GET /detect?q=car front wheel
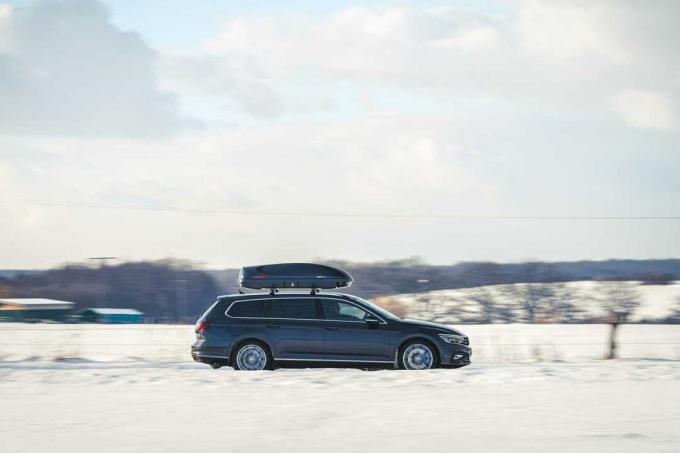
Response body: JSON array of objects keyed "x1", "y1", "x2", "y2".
[{"x1": 399, "y1": 341, "x2": 438, "y2": 370}]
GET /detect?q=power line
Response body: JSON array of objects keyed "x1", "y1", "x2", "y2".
[{"x1": 1, "y1": 199, "x2": 679, "y2": 220}]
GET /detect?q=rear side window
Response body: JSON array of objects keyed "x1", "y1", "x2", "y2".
[
  {"x1": 271, "y1": 299, "x2": 316, "y2": 319},
  {"x1": 227, "y1": 299, "x2": 266, "y2": 318}
]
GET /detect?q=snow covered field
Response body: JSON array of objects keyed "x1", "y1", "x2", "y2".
[
  {"x1": 1, "y1": 359, "x2": 679, "y2": 452},
  {"x1": 392, "y1": 281, "x2": 680, "y2": 322},
  {"x1": 2, "y1": 323, "x2": 680, "y2": 362},
  {"x1": 1, "y1": 324, "x2": 679, "y2": 451}
]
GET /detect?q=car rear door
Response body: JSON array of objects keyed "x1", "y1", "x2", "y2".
[
  {"x1": 319, "y1": 298, "x2": 392, "y2": 363},
  {"x1": 264, "y1": 297, "x2": 325, "y2": 361}
]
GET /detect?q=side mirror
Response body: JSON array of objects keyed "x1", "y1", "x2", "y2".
[{"x1": 366, "y1": 316, "x2": 380, "y2": 329}]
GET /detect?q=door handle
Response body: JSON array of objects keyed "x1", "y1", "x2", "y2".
[
  {"x1": 324, "y1": 326, "x2": 339, "y2": 331},
  {"x1": 266, "y1": 324, "x2": 281, "y2": 328}
]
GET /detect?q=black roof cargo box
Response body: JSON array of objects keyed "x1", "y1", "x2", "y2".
[{"x1": 239, "y1": 263, "x2": 352, "y2": 290}]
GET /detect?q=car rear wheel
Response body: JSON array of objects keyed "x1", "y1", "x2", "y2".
[
  {"x1": 400, "y1": 341, "x2": 437, "y2": 370},
  {"x1": 233, "y1": 341, "x2": 272, "y2": 371}
]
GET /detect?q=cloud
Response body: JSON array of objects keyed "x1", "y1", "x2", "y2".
[
  {"x1": 0, "y1": 113, "x2": 494, "y2": 213},
  {"x1": 0, "y1": 112, "x2": 508, "y2": 267},
  {"x1": 3, "y1": 1, "x2": 679, "y2": 130},
  {"x1": 201, "y1": 6, "x2": 506, "y2": 86},
  {"x1": 170, "y1": 1, "x2": 680, "y2": 129},
  {"x1": 158, "y1": 55, "x2": 286, "y2": 119},
  {"x1": 0, "y1": 0, "x2": 180, "y2": 137},
  {"x1": 610, "y1": 90, "x2": 677, "y2": 131},
  {"x1": 1, "y1": 1, "x2": 679, "y2": 267},
  {"x1": 516, "y1": 0, "x2": 629, "y2": 62},
  {"x1": 158, "y1": 53, "x2": 336, "y2": 121}
]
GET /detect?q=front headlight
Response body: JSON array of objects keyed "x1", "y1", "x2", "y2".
[{"x1": 438, "y1": 333, "x2": 466, "y2": 344}]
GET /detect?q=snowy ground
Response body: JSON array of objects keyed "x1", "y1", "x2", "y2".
[
  {"x1": 2, "y1": 323, "x2": 680, "y2": 362},
  {"x1": 1, "y1": 324, "x2": 680, "y2": 452},
  {"x1": 1, "y1": 360, "x2": 679, "y2": 452},
  {"x1": 392, "y1": 281, "x2": 680, "y2": 323}
]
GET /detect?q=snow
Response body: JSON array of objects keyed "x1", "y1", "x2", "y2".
[
  {"x1": 392, "y1": 281, "x2": 680, "y2": 322},
  {"x1": 79, "y1": 308, "x2": 144, "y2": 315},
  {"x1": 1, "y1": 324, "x2": 680, "y2": 451},
  {"x1": 0, "y1": 298, "x2": 75, "y2": 309},
  {"x1": 2, "y1": 323, "x2": 680, "y2": 363},
  {"x1": 1, "y1": 359, "x2": 679, "y2": 452}
]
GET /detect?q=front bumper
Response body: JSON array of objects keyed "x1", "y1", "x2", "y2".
[{"x1": 439, "y1": 343, "x2": 472, "y2": 368}]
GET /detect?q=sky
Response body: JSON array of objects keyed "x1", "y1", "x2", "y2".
[{"x1": 0, "y1": 0, "x2": 679, "y2": 269}]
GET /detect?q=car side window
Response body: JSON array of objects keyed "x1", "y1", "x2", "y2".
[
  {"x1": 227, "y1": 299, "x2": 265, "y2": 318},
  {"x1": 321, "y1": 299, "x2": 368, "y2": 322},
  {"x1": 271, "y1": 299, "x2": 316, "y2": 319}
]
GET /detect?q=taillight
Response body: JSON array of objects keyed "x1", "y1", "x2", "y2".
[{"x1": 195, "y1": 320, "x2": 209, "y2": 335}]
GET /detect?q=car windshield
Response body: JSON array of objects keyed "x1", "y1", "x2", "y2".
[{"x1": 348, "y1": 295, "x2": 401, "y2": 321}]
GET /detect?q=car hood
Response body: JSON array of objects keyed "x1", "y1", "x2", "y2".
[{"x1": 400, "y1": 319, "x2": 465, "y2": 335}]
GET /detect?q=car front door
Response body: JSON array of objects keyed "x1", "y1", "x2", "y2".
[
  {"x1": 319, "y1": 298, "x2": 392, "y2": 363},
  {"x1": 264, "y1": 297, "x2": 325, "y2": 362}
]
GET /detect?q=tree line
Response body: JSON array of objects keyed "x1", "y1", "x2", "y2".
[
  {"x1": 1, "y1": 258, "x2": 679, "y2": 324},
  {"x1": 0, "y1": 260, "x2": 219, "y2": 322},
  {"x1": 400, "y1": 280, "x2": 646, "y2": 325}
]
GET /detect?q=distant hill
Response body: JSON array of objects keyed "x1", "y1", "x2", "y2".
[
  {"x1": 4, "y1": 259, "x2": 678, "y2": 315},
  {"x1": 0, "y1": 261, "x2": 219, "y2": 321},
  {"x1": 391, "y1": 281, "x2": 680, "y2": 323},
  {"x1": 208, "y1": 259, "x2": 680, "y2": 298}
]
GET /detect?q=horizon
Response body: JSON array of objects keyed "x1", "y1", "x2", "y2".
[{"x1": 3, "y1": 255, "x2": 680, "y2": 272}]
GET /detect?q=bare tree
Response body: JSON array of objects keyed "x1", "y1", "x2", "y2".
[
  {"x1": 666, "y1": 296, "x2": 680, "y2": 323},
  {"x1": 500, "y1": 283, "x2": 548, "y2": 323},
  {"x1": 467, "y1": 286, "x2": 496, "y2": 323},
  {"x1": 595, "y1": 281, "x2": 641, "y2": 323},
  {"x1": 466, "y1": 285, "x2": 518, "y2": 323},
  {"x1": 499, "y1": 280, "x2": 585, "y2": 323},
  {"x1": 493, "y1": 298, "x2": 518, "y2": 323},
  {"x1": 497, "y1": 262, "x2": 557, "y2": 323},
  {"x1": 594, "y1": 280, "x2": 641, "y2": 359},
  {"x1": 536, "y1": 283, "x2": 583, "y2": 323}
]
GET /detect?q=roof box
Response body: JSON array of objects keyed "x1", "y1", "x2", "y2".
[{"x1": 239, "y1": 263, "x2": 352, "y2": 290}]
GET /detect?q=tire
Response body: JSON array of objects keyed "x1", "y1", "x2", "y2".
[
  {"x1": 399, "y1": 340, "x2": 439, "y2": 370},
  {"x1": 232, "y1": 340, "x2": 273, "y2": 371}
]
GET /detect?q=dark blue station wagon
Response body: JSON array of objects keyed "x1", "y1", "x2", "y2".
[{"x1": 191, "y1": 292, "x2": 471, "y2": 370}]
